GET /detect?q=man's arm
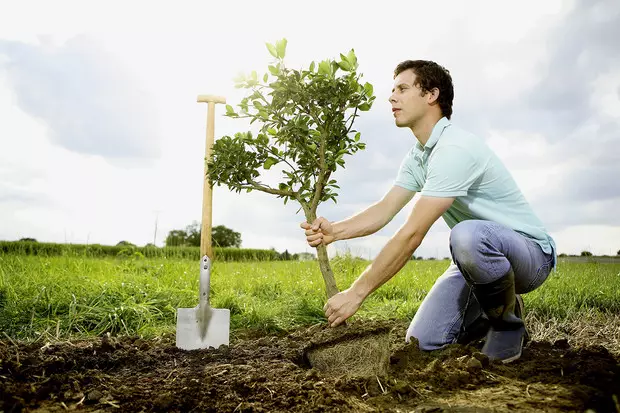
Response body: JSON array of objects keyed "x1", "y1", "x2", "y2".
[
  {"x1": 324, "y1": 195, "x2": 455, "y2": 327},
  {"x1": 302, "y1": 185, "x2": 415, "y2": 247},
  {"x1": 332, "y1": 185, "x2": 416, "y2": 241}
]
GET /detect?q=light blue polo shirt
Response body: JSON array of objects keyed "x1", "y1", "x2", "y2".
[{"x1": 395, "y1": 117, "x2": 556, "y2": 265}]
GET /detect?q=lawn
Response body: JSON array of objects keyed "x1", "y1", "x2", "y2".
[{"x1": 1, "y1": 254, "x2": 618, "y2": 343}]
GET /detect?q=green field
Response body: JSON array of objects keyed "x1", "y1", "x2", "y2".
[{"x1": 1, "y1": 254, "x2": 619, "y2": 343}]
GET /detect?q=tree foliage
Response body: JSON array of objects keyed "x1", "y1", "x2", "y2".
[
  {"x1": 206, "y1": 39, "x2": 375, "y2": 298},
  {"x1": 208, "y1": 39, "x2": 374, "y2": 210},
  {"x1": 165, "y1": 222, "x2": 241, "y2": 248}
]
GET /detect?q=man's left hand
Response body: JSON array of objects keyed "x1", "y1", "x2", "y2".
[{"x1": 323, "y1": 288, "x2": 364, "y2": 327}]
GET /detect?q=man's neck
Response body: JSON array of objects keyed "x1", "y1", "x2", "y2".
[{"x1": 409, "y1": 113, "x2": 443, "y2": 146}]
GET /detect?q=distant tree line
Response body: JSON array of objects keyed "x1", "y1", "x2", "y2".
[
  {"x1": 164, "y1": 222, "x2": 241, "y2": 248},
  {"x1": 13, "y1": 237, "x2": 620, "y2": 260}
]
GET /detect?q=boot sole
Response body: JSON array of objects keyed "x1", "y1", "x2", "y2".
[{"x1": 500, "y1": 336, "x2": 524, "y2": 364}]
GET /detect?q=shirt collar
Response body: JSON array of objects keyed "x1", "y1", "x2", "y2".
[{"x1": 415, "y1": 116, "x2": 451, "y2": 152}]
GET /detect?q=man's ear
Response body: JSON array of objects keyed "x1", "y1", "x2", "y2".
[{"x1": 427, "y1": 87, "x2": 440, "y2": 104}]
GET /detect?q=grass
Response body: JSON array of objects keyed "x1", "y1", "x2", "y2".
[{"x1": 1, "y1": 254, "x2": 619, "y2": 345}]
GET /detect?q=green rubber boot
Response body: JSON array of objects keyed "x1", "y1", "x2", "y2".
[{"x1": 472, "y1": 270, "x2": 526, "y2": 363}]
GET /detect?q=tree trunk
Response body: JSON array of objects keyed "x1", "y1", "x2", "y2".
[
  {"x1": 303, "y1": 207, "x2": 340, "y2": 299},
  {"x1": 316, "y1": 244, "x2": 339, "y2": 298}
]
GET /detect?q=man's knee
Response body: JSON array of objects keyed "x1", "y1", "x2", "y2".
[
  {"x1": 449, "y1": 220, "x2": 484, "y2": 271},
  {"x1": 405, "y1": 321, "x2": 449, "y2": 351}
]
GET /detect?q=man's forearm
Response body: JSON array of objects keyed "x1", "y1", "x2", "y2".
[
  {"x1": 332, "y1": 202, "x2": 392, "y2": 242},
  {"x1": 348, "y1": 232, "x2": 422, "y2": 300}
]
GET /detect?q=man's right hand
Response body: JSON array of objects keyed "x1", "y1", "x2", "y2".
[{"x1": 300, "y1": 217, "x2": 336, "y2": 247}]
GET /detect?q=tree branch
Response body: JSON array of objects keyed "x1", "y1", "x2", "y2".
[
  {"x1": 310, "y1": 128, "x2": 328, "y2": 213},
  {"x1": 242, "y1": 180, "x2": 296, "y2": 197},
  {"x1": 345, "y1": 107, "x2": 358, "y2": 135},
  {"x1": 271, "y1": 152, "x2": 299, "y2": 179},
  {"x1": 247, "y1": 90, "x2": 321, "y2": 171}
]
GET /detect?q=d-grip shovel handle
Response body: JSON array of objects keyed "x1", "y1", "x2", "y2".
[{"x1": 199, "y1": 255, "x2": 212, "y2": 308}]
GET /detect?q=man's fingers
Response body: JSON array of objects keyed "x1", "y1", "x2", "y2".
[
  {"x1": 312, "y1": 217, "x2": 326, "y2": 231},
  {"x1": 309, "y1": 239, "x2": 323, "y2": 247},
  {"x1": 324, "y1": 299, "x2": 336, "y2": 317},
  {"x1": 327, "y1": 313, "x2": 336, "y2": 324},
  {"x1": 324, "y1": 306, "x2": 333, "y2": 318}
]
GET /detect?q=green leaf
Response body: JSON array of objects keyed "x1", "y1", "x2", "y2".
[
  {"x1": 347, "y1": 49, "x2": 357, "y2": 67},
  {"x1": 359, "y1": 103, "x2": 371, "y2": 111},
  {"x1": 276, "y1": 38, "x2": 287, "y2": 59},
  {"x1": 354, "y1": 132, "x2": 361, "y2": 142},
  {"x1": 233, "y1": 72, "x2": 245, "y2": 83},
  {"x1": 264, "y1": 157, "x2": 278, "y2": 170},
  {"x1": 263, "y1": 73, "x2": 268, "y2": 82},
  {"x1": 268, "y1": 65, "x2": 280, "y2": 76},
  {"x1": 251, "y1": 71, "x2": 258, "y2": 81},
  {"x1": 318, "y1": 60, "x2": 332, "y2": 76},
  {"x1": 267, "y1": 128, "x2": 277, "y2": 136},
  {"x1": 364, "y1": 82, "x2": 374, "y2": 96},
  {"x1": 226, "y1": 104, "x2": 235, "y2": 114},
  {"x1": 309, "y1": 61, "x2": 315, "y2": 72},
  {"x1": 337, "y1": 60, "x2": 352, "y2": 71},
  {"x1": 266, "y1": 43, "x2": 278, "y2": 58}
]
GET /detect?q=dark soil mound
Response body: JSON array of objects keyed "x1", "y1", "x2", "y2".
[{"x1": 1, "y1": 319, "x2": 619, "y2": 412}]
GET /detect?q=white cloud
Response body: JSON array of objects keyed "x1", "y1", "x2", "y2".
[
  {"x1": 591, "y1": 68, "x2": 620, "y2": 119},
  {"x1": 1, "y1": 0, "x2": 619, "y2": 263}
]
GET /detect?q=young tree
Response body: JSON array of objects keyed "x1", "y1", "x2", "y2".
[{"x1": 207, "y1": 39, "x2": 376, "y2": 298}]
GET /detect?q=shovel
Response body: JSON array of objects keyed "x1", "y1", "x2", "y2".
[{"x1": 176, "y1": 94, "x2": 230, "y2": 351}]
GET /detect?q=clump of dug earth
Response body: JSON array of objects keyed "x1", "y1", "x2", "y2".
[{"x1": 1, "y1": 319, "x2": 619, "y2": 412}]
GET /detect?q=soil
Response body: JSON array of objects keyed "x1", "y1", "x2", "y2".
[{"x1": 1, "y1": 319, "x2": 619, "y2": 413}]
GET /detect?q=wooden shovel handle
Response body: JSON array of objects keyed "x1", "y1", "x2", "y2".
[{"x1": 200, "y1": 98, "x2": 226, "y2": 258}]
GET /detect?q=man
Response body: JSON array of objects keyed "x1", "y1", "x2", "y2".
[{"x1": 300, "y1": 60, "x2": 556, "y2": 363}]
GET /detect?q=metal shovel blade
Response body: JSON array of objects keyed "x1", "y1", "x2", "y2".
[
  {"x1": 176, "y1": 306, "x2": 230, "y2": 350},
  {"x1": 176, "y1": 256, "x2": 230, "y2": 350}
]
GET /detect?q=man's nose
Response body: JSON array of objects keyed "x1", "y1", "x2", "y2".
[{"x1": 388, "y1": 94, "x2": 396, "y2": 103}]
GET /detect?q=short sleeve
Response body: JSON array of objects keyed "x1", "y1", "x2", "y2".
[
  {"x1": 421, "y1": 145, "x2": 482, "y2": 197},
  {"x1": 394, "y1": 152, "x2": 422, "y2": 192}
]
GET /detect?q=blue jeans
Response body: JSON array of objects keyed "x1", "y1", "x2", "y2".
[{"x1": 406, "y1": 220, "x2": 554, "y2": 350}]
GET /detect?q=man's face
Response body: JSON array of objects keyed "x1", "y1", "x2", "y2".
[{"x1": 389, "y1": 69, "x2": 428, "y2": 128}]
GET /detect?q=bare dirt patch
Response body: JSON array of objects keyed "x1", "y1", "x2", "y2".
[{"x1": 1, "y1": 319, "x2": 619, "y2": 412}]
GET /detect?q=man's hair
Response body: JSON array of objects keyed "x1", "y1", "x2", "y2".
[{"x1": 394, "y1": 60, "x2": 454, "y2": 119}]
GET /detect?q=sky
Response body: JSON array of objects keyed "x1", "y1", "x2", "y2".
[{"x1": 0, "y1": 0, "x2": 619, "y2": 259}]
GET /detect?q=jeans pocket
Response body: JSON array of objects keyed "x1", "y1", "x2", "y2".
[{"x1": 528, "y1": 254, "x2": 553, "y2": 291}]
